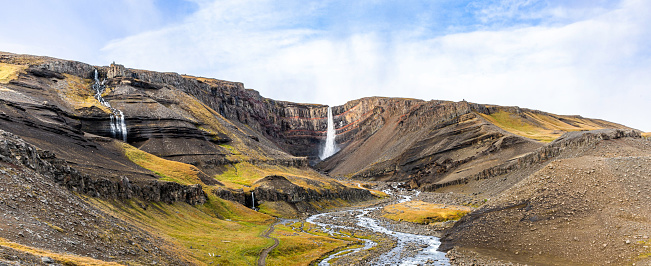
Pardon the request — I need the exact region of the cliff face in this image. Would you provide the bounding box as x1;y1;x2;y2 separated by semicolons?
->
0;51;377;210
0;51;633;193
0;130;206;204
313;100;632;191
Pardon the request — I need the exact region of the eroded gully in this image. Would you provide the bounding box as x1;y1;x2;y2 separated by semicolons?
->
306;184;450;266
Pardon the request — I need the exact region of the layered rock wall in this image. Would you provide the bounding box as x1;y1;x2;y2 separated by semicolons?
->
422;129;642;190
0;130;207;204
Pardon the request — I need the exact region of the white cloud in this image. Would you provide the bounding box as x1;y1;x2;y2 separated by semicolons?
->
101;0;651;131
0;0;167;64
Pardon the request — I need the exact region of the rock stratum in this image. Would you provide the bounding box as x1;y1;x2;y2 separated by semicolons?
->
0;51;649;265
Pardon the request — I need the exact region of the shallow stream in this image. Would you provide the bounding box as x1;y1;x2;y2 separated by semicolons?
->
306;186;450;266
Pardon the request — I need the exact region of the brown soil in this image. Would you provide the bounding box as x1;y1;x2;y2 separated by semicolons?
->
0;153;187;265
440;135;651;265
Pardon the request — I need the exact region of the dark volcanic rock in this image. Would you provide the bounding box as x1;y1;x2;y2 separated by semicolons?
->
254;175;373;203
0;130;207;205
212;175;375;212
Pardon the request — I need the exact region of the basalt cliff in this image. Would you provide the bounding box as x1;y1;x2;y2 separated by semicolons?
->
0;51;649;265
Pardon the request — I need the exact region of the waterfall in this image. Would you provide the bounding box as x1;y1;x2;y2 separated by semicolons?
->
320;106;339;160
92;69;127;142
251;191;257;211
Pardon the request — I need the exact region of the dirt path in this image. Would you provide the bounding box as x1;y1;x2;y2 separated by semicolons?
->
257;222;279;266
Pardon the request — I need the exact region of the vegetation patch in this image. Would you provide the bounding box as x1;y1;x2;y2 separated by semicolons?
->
0;63;26;84
643;132;651;139
51;74;111;112
478;110;615;142
309;198;351;211
120;142;204;185
0;237;121;265
87;195;273;265
382;200;471;224
215;162;340;192
258;201;298;218
266;224;350;266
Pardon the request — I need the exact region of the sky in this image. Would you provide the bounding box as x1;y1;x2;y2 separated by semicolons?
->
1;0;649;131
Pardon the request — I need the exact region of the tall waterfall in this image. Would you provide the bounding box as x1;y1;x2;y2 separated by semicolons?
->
320;106;339;160
92;69;127;142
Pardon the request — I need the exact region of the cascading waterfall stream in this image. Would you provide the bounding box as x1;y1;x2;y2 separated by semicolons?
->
320;106;339;160
92;69;127;142
251;191;258;211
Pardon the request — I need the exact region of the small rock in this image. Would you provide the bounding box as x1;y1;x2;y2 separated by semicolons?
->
41;256;54;264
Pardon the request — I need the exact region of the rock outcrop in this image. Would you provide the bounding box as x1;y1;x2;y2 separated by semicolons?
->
212;175;374;213
0;130;207;204
253;175;373;203
423;129;641;190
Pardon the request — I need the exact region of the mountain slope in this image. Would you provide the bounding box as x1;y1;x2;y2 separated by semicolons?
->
315;99;631;192
0;51;646;265
0;51;371;264
439;129;651;265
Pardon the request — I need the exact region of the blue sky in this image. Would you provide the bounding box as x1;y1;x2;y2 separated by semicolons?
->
1;0;650;131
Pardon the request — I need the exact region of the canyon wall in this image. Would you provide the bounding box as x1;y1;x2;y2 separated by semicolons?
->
0;52;633;191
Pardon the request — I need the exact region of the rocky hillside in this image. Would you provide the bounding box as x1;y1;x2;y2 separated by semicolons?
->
0;51;647;265
439;129;651;265
315;99;630;190
0;52;376;264
0;52;373;207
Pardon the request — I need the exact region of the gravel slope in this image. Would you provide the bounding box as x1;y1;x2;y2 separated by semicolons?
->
440;131;651;265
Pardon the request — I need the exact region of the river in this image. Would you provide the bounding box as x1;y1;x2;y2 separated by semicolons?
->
306;184;450;266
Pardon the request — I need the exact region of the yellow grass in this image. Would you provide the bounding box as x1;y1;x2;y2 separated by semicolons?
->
382;200;472;224
215;162;340;191
47;74;112;113
0;63;26;83
87;194;273;265
266;224;350;266
258;201;298;217
643;132;651;138
479;110;619;142
0;237;122;265
120;142;205;185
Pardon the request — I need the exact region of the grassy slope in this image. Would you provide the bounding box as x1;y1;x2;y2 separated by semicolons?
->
382;200;472;224
0;237;122;265
114;141;353;264
479;110;625;142
0;60;362;264
0;63;26;84
266;224;351;266
121;142;206;185
108;142;277;264
88;196;272;265
56;74;112;112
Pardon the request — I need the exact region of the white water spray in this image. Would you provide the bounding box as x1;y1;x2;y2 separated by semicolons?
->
92;69;127;142
320;106;339;160
251;191;258;211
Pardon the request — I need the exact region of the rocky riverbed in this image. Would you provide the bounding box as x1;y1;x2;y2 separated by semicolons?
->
304;182;460;266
